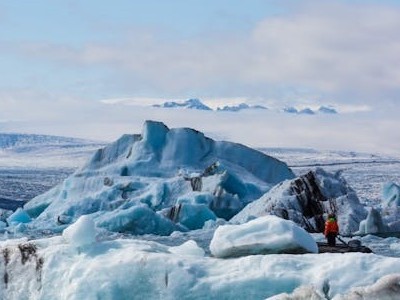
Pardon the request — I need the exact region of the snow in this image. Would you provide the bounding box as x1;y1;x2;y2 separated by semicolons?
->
210;215;318;258
0;133;103;169
62;215;96;248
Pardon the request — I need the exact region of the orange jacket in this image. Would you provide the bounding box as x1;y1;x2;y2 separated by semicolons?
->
324;219;339;236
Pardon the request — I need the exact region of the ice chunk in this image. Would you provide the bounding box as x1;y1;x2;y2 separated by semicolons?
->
210;215;318;258
6;208;32;226
0;221;6;229
382;182;400;208
358;208;388;234
63;215;96;248
169;240;205;257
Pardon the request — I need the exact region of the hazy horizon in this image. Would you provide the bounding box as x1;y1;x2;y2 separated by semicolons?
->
1;1;399;156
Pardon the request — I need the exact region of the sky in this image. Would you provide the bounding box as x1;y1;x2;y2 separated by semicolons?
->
0;1;399;155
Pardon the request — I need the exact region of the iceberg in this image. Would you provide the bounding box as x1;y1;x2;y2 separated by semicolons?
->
210;215;318;258
382;182;400;208
62;215;96;248
232;168;367;235
24;121;295;234
358;207;388;235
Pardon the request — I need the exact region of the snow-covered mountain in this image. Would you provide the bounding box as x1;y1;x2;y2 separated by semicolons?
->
217;103;267;112
298;108;315;115
318;106;338;114
151;99;339;116
283;106;338;115
152;98;212;110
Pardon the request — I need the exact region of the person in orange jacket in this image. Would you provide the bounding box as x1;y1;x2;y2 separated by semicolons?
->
324;213;339;246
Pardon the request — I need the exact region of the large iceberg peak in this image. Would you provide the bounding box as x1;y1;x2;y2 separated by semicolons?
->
142;120;169;151
24;121;295;235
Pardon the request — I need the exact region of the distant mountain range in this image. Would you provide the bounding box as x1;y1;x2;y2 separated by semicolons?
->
217;103;267;112
284;106;337;115
153;98;212;110
152;99;338;114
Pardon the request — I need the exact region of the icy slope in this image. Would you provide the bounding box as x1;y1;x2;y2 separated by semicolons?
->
24;121;294;234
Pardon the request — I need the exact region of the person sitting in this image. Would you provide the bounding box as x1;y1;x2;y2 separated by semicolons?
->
324;213;339;246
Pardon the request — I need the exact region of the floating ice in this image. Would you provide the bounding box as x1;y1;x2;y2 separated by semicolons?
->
6;208;32;226
210;215;318;258
62;215;96;248
169;240;205;257
358;207;388;234
382;182;400;208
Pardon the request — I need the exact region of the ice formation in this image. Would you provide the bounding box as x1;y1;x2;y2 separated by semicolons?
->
358;207;388;235
62;215;97;248
382;182;400;208
1;236;400;300
6;208;32;226
210;215;318;258
168;240;205;257
232;168;367;235
381;182;400;232
24;121;294;234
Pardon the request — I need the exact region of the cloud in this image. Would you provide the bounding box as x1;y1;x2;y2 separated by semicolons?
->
2;2;399;156
11;2;400;107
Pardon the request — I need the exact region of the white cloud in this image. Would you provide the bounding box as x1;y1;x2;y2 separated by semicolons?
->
12;2;400;107
2;2;399;156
